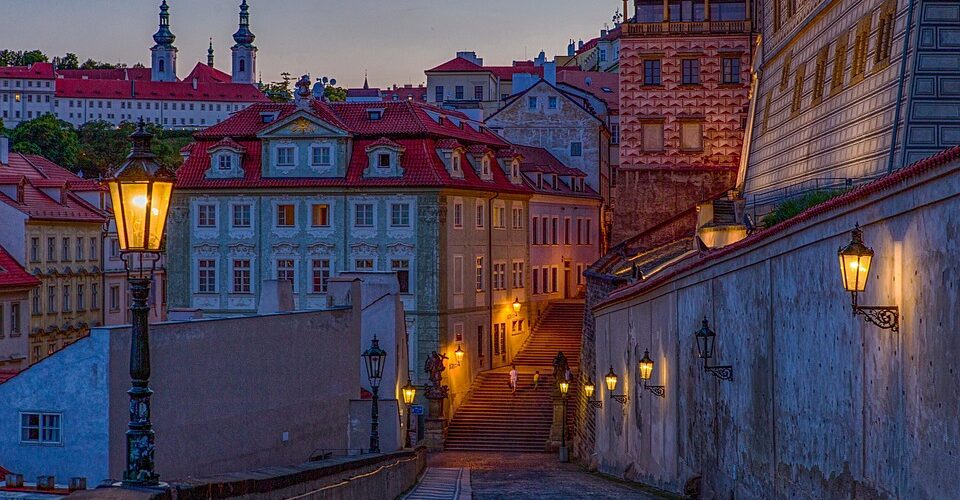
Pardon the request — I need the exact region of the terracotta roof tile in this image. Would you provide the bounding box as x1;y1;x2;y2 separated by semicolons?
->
0;62;55;79
0;245;39;288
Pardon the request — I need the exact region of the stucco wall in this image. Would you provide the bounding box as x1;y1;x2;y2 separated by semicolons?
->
104;308;360;481
0;331;111;483
589;154;960;497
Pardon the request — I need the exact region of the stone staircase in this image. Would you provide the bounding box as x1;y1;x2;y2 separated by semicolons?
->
444;301;584;452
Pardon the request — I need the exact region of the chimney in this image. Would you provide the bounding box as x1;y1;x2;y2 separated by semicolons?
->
578;39;584;49
0;135;8;165
568;39;575;57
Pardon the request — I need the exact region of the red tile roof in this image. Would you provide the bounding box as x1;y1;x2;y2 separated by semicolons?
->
382;85;428;102
366;137;403;150
598;144;960;308
0;153;106;222
56;74;268;103
0;245;39;288
513;145;584;176
177;100;529;194
185;63;232;84
347;88;382;99
557;70;619;112
426;57;543;80
58;67;153;81
0;62;55;79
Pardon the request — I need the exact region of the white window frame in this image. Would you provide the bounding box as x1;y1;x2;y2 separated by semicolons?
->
354;203;375;228
311;203;331;227
19;411;62;445
310;144;333;167
232;259;252;294
275;204;297;228
231;203;252;229
311;258;332;293
475;256;484;292
453;200;463;229
197;259;218;293
276;259;297;292
275;145;296;167
390;203;411;228
475;203;485;229
197;204;218;229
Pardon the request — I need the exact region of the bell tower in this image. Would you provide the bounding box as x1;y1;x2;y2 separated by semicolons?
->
150;0;178;82
231;0;257;84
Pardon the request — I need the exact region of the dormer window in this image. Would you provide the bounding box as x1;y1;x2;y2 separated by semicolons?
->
277;146;295;166
218;154;233;170
453;153;462;174
481;157;491;177
536;173;543;189
311;145;332;167
378;153;391;168
260;112;279;123
368;109;384;121
552;175;558;190
511;160;520;179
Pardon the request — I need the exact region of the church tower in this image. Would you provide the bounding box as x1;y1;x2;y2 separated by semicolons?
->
150;0;178;82
207;38;215;68
231;0;257;84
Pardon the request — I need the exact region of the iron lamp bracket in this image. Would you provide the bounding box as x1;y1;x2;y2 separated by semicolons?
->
705;364;733;381
611;394;628;405
587;400;603;409
854;306;900;332
644;384;666;398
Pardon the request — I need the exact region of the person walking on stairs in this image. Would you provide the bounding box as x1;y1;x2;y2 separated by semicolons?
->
509;364;519;396
533;370;540;390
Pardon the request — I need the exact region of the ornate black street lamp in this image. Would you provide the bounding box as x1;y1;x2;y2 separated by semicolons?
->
638;350;666;398
362;336;386;453
558;379;570;463
605;366;628;405
401;379;416;448
107;119;175;487
695;318;733;381
838;224;899;332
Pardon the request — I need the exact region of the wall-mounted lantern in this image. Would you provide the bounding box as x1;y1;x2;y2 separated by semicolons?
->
838;224;899;332
583;380;603;408
695;318;733;381
605;366;628;405
638;350;665;398
512;297;522;316
451;344;465;367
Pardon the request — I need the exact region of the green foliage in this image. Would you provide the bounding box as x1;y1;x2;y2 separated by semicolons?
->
261;72;293;103
76;121;133;177
56;53;80;70
324;86;347;102
760;189;848;228
0;49;48;66
11;141;41;155
79;58;123;70
10;114;81;167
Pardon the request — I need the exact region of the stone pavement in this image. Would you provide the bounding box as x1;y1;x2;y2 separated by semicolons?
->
424;452;665;500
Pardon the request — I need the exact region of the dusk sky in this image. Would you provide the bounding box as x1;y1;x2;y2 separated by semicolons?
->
0;0;620;88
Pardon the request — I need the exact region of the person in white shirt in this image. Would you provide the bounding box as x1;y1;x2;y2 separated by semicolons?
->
509;364;519;395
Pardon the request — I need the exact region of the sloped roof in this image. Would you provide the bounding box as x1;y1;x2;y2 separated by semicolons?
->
426;57;543;80
0;153;106;222
0;245;40;288
185;62;232;84
58;67;153;81
557;70;619;112
0;62;55;79
513;145;584;176
56;72;268;103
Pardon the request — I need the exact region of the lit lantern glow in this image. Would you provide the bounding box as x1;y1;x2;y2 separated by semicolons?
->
639;350;654;381
401;380;416;405
583;381;595;398
107;121;175;253
512;297;521;315
454;344;464;364
605;366;618;392
838;225;874;293
559;380;570;396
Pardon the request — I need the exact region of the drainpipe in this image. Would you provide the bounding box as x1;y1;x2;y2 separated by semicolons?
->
488;191;500;366
886;0;918;173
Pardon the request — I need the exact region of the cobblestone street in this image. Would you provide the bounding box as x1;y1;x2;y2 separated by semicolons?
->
426;452;665;500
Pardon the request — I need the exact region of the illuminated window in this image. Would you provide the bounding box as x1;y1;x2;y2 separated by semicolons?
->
831;31;850;94
791;63;806;115
851;16;872;82
812;46;830;105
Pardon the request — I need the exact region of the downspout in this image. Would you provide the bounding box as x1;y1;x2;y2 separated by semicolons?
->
886;0;918;173
488;191;500;365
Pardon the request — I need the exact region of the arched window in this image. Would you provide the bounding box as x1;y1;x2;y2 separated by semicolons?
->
239;59;246;73
158;59;165;73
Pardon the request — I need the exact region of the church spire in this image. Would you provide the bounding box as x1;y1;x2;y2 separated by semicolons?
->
363;70;369;90
233;0;255;47
152;0;175;47
207;38;215;67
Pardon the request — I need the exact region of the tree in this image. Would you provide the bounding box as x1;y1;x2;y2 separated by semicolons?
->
10;115;81;168
57;53;80;70
79;58;123;70
76;121;130;177
324;86;347;102
0;49;48;66
261;73;293;103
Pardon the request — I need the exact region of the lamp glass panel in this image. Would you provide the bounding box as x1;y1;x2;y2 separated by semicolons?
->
605;372;618;392
402;384;416;405
696;332;715;359
639;357;654;380
114;182;149;252
455;345;464;363
839;252;872;292
583;383;595;398
108;181;128;251
145;181;173;251
559;380;570;395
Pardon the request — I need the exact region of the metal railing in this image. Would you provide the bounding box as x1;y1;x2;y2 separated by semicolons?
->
745;175;882;223
623;19;752;36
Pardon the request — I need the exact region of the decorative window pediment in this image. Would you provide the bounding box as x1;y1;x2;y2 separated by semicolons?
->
363;137;406;178
205;138;245;179
436;139;466;179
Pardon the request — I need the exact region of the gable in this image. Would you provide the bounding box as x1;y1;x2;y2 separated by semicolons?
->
257;110;351;139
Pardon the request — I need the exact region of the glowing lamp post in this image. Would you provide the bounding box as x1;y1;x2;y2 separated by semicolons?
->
512;297;521;316
362;336;387;453
583;380;602;409
638;350;665;398
401;379;416;448
454;344;465;366
558;378;570;462
838;225;899;331
108;119;175;487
